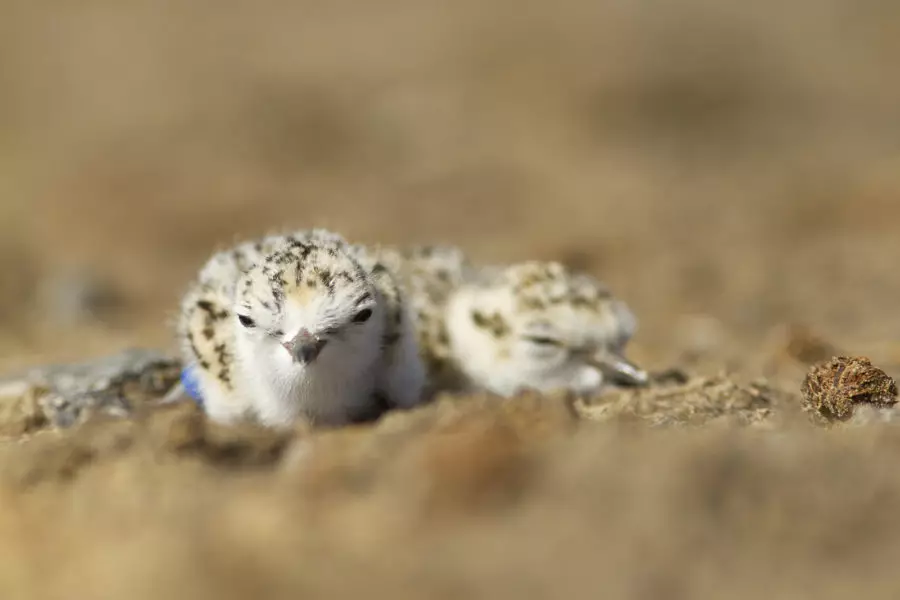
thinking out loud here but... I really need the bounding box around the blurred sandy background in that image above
[3,0,899,371]
[1,0,900,597]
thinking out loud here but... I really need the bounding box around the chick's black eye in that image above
[238,315,256,328]
[524,335,562,347]
[352,308,373,323]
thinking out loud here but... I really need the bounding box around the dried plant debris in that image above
[0,348,182,434]
[801,356,898,425]
[574,375,777,428]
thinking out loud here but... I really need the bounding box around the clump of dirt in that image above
[801,356,898,425]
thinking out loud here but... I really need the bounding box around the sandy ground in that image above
[1,0,900,597]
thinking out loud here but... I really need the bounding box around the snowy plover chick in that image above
[177,230,426,428]
[444,260,647,396]
[370,246,647,398]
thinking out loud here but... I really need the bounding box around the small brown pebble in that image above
[801,356,898,424]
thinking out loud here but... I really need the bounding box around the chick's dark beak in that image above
[590,350,649,387]
[283,330,328,364]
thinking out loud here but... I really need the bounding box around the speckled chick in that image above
[177,230,426,428]
[367,245,647,398]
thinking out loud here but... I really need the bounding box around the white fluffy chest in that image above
[238,351,380,427]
